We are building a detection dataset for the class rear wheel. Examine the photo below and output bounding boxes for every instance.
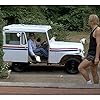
[11,62,29,72]
[65,57,81,74]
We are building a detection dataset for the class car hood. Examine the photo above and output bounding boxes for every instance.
[49,41,84,50]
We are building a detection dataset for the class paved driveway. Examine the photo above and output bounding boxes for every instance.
[0,65,100,89]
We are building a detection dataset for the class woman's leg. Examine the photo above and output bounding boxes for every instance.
[78,59,92,81]
[91,63,99,84]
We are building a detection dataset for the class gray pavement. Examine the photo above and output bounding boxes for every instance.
[0,72,100,88]
[0,81,100,88]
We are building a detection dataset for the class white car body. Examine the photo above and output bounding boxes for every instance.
[2,24,85,73]
[49,41,84,63]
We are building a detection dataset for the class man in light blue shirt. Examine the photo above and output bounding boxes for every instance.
[28,33,48,62]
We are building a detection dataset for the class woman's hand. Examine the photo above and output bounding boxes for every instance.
[94,58,99,65]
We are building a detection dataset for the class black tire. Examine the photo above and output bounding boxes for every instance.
[11,62,28,72]
[65,57,81,74]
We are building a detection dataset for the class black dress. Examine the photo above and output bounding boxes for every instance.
[86,26,98,62]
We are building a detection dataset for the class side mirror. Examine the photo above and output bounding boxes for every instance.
[17,33,21,37]
[80,38,86,44]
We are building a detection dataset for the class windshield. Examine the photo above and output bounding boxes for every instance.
[48,29,54,40]
[48,29,62,41]
[26,32,48,43]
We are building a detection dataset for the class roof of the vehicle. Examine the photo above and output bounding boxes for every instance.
[3,24,52,32]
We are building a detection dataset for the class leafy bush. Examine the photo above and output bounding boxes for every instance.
[0,8,10,78]
[1,6,48,25]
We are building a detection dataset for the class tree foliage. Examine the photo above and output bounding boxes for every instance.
[0,5,100,32]
[0,7,9,78]
[43,6,94,31]
[1,6,48,24]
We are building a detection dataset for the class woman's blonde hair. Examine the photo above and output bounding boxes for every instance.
[88,14,99,26]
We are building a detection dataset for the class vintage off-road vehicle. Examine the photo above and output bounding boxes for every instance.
[2,24,85,74]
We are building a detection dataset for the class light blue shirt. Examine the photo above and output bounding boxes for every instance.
[28,39,37,56]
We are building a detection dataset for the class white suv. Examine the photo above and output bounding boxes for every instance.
[3,24,85,74]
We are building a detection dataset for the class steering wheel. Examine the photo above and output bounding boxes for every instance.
[41,41,48,49]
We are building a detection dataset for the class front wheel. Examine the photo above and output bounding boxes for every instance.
[65,58,81,74]
[11,62,29,72]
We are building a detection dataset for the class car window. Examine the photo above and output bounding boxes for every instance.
[5,33,20,45]
[26,32,47,42]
